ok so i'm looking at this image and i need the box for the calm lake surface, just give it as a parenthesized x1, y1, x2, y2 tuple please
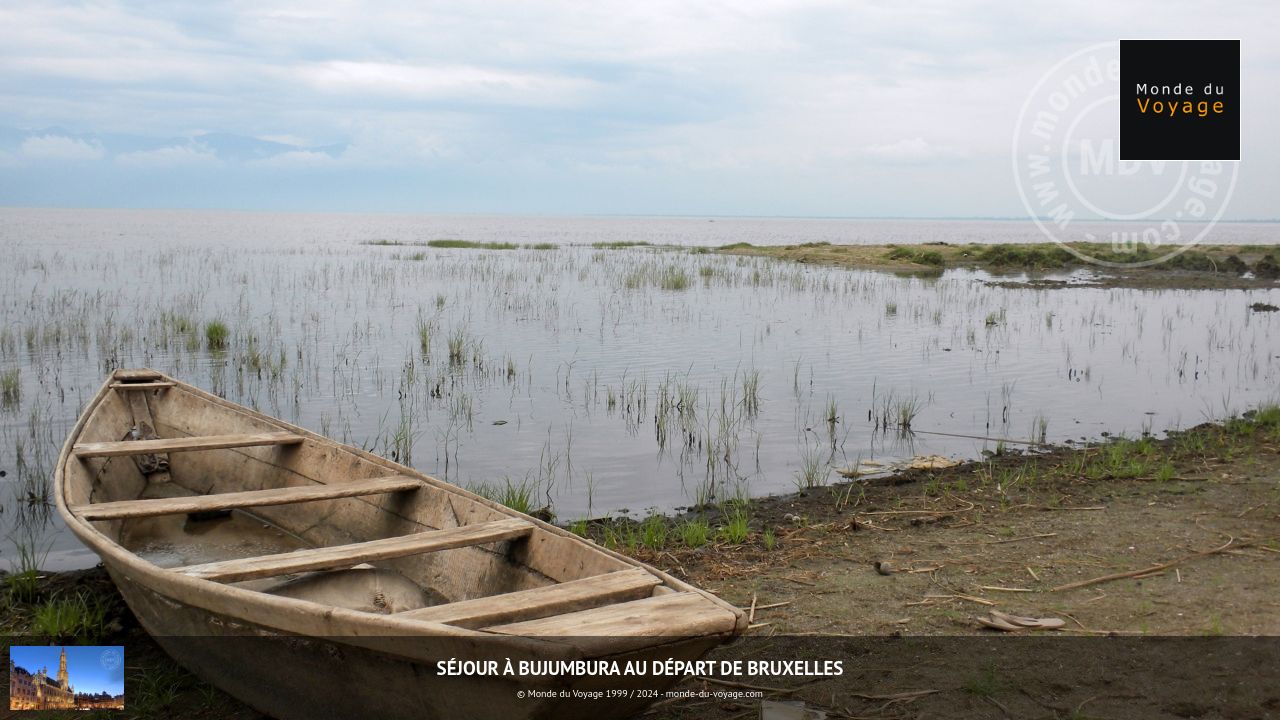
(2, 208, 1278, 569)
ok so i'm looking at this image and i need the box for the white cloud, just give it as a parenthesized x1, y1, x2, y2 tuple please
(20, 134, 104, 160)
(255, 134, 309, 146)
(860, 138, 967, 164)
(0, 1, 1277, 215)
(292, 61, 599, 107)
(248, 150, 335, 168)
(115, 144, 220, 167)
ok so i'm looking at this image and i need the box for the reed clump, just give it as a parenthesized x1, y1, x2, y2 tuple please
(426, 239, 519, 250)
(204, 321, 230, 349)
(1, 367, 19, 407)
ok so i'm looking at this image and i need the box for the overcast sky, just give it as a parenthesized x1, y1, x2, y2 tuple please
(1, 1, 1277, 217)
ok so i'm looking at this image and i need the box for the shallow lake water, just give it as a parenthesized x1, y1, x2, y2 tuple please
(2, 209, 1277, 569)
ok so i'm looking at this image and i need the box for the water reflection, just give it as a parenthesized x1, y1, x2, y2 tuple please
(1, 209, 1277, 569)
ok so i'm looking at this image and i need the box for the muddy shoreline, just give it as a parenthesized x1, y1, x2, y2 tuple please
(4, 408, 1278, 718)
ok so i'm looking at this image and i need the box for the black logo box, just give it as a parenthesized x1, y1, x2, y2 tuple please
(1120, 39, 1240, 161)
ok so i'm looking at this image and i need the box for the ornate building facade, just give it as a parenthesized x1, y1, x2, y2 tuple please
(76, 691, 126, 709)
(8, 648, 76, 710)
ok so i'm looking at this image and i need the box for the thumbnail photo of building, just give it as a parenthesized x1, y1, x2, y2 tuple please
(8, 646, 125, 711)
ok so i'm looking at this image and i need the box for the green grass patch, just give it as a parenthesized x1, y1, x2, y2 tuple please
(885, 246, 945, 267)
(1225, 403, 1280, 437)
(1084, 436, 1158, 480)
(639, 515, 669, 551)
(794, 444, 829, 489)
(1252, 404, 1280, 428)
(6, 569, 41, 604)
(978, 244, 1074, 269)
(718, 502, 750, 544)
(677, 517, 710, 548)
(31, 592, 111, 643)
(1, 366, 19, 407)
(426, 239, 519, 250)
(469, 478, 537, 515)
(659, 267, 691, 291)
(161, 311, 196, 335)
(131, 663, 192, 718)
(591, 240, 652, 249)
(602, 523, 640, 552)
(1255, 253, 1280, 279)
(204, 320, 230, 349)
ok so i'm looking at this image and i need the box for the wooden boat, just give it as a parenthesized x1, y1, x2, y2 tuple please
(56, 369, 745, 719)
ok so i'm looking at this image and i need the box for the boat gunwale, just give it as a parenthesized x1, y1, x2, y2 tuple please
(54, 369, 746, 658)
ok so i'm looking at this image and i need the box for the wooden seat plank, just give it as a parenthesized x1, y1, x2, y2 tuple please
(398, 568, 661, 628)
(482, 592, 737, 640)
(176, 518, 534, 583)
(73, 431, 303, 458)
(72, 475, 424, 520)
(110, 381, 177, 389)
(114, 369, 163, 382)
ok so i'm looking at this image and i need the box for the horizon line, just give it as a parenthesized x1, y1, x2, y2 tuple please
(2, 205, 1277, 224)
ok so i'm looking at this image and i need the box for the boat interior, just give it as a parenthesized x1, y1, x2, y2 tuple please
(63, 370, 739, 640)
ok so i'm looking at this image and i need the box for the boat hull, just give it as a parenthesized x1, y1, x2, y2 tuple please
(57, 371, 742, 720)
(109, 562, 722, 720)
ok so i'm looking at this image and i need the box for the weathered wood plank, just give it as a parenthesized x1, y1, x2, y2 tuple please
(111, 381, 177, 389)
(176, 518, 534, 583)
(398, 568, 661, 628)
(483, 592, 737, 637)
(72, 475, 425, 520)
(114, 369, 163, 382)
(73, 432, 303, 458)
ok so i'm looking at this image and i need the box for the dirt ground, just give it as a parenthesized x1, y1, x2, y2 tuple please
(633, 416, 1280, 719)
(656, 436, 1280, 638)
(3, 415, 1278, 719)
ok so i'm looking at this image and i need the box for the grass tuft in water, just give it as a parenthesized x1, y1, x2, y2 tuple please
(1, 367, 19, 408)
(659, 267, 691, 291)
(426, 239, 519, 250)
(591, 240, 652, 249)
(447, 328, 467, 365)
(795, 443, 829, 489)
(415, 314, 433, 356)
(204, 320, 230, 349)
(741, 370, 761, 416)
